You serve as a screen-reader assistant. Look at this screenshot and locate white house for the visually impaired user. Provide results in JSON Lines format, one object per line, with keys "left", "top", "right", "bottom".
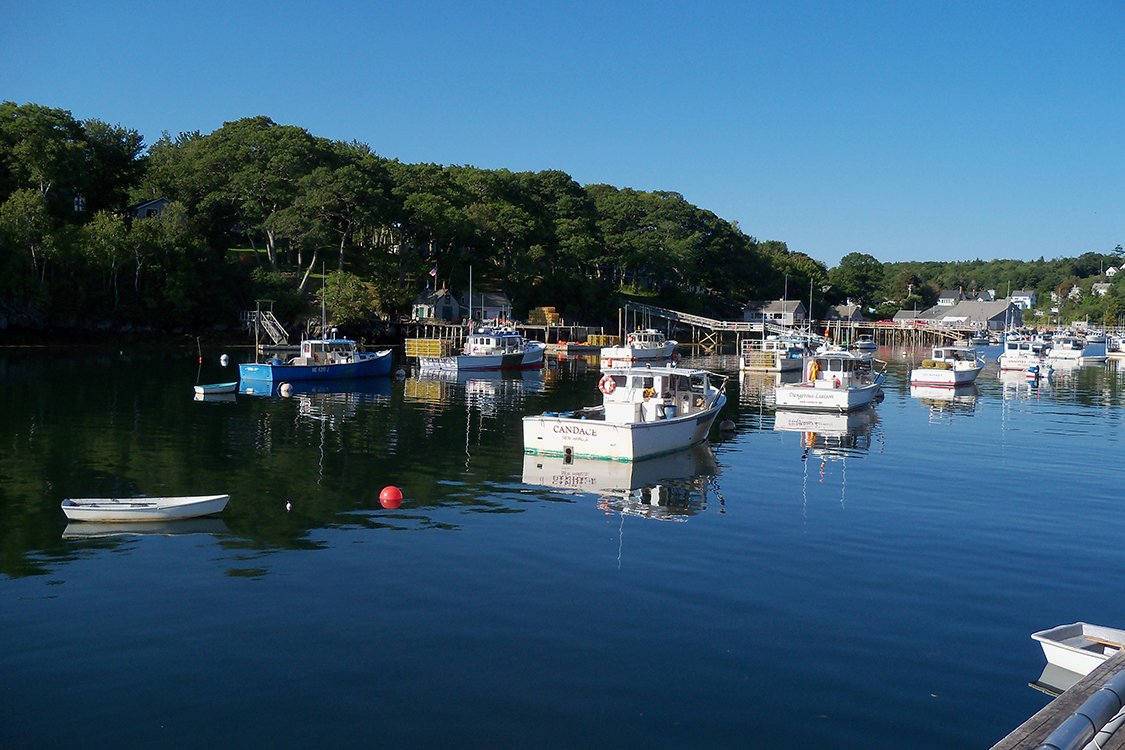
{"left": 1107, "top": 267, "right": 1119, "bottom": 278}
{"left": 1010, "top": 290, "right": 1037, "bottom": 310}
{"left": 743, "top": 300, "right": 807, "bottom": 327}
{"left": 937, "top": 290, "right": 962, "bottom": 307}
{"left": 1093, "top": 283, "right": 1112, "bottom": 297}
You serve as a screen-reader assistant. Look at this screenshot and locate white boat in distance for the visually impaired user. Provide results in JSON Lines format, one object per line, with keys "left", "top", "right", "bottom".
{"left": 1046, "top": 332, "right": 1108, "bottom": 364}
{"left": 194, "top": 381, "right": 238, "bottom": 395}
{"left": 738, "top": 336, "right": 809, "bottom": 372}
{"left": 851, "top": 334, "right": 877, "bottom": 352}
{"left": 417, "top": 326, "right": 545, "bottom": 372}
{"left": 998, "top": 336, "right": 1049, "bottom": 371}
{"left": 1032, "top": 622, "right": 1125, "bottom": 676}
{"left": 774, "top": 350, "right": 884, "bottom": 412}
{"left": 61, "top": 494, "right": 230, "bottom": 522}
{"left": 522, "top": 364, "right": 727, "bottom": 462}
{"left": 909, "top": 346, "right": 984, "bottom": 387}
{"left": 600, "top": 329, "right": 677, "bottom": 367}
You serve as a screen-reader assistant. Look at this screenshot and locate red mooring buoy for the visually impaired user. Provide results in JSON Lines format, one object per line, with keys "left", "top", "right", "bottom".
{"left": 379, "top": 486, "right": 403, "bottom": 509}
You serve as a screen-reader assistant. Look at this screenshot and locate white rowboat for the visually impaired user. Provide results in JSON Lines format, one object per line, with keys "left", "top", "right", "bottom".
{"left": 1032, "top": 622, "right": 1125, "bottom": 676}
{"left": 61, "top": 494, "right": 230, "bottom": 522}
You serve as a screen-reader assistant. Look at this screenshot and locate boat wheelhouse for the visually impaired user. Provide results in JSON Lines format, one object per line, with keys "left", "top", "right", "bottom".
{"left": 240, "top": 337, "right": 393, "bottom": 382}
{"left": 998, "top": 336, "right": 1049, "bottom": 371}
{"left": 738, "top": 336, "right": 809, "bottom": 372}
{"left": 415, "top": 326, "right": 546, "bottom": 372}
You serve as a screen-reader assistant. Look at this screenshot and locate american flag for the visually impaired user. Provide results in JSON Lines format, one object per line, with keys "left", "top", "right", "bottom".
{"left": 429, "top": 266, "right": 437, "bottom": 277}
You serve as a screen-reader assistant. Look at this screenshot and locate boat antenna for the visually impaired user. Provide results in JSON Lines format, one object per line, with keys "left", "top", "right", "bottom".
{"left": 321, "top": 263, "right": 327, "bottom": 338}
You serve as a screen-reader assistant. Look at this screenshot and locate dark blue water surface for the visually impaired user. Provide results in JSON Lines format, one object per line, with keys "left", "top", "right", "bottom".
{"left": 2, "top": 345, "right": 1123, "bottom": 748}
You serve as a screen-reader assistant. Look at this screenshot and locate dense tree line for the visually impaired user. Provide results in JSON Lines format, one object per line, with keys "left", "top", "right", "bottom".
{"left": 1, "top": 101, "right": 1119, "bottom": 335}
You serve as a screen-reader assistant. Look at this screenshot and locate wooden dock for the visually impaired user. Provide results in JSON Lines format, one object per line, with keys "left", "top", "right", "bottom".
{"left": 991, "top": 649, "right": 1125, "bottom": 750}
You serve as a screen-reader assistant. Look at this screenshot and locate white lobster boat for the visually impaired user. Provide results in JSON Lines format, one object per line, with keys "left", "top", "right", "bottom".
{"left": 522, "top": 364, "right": 727, "bottom": 462}
{"left": 600, "top": 329, "right": 677, "bottom": 367}
{"left": 909, "top": 346, "right": 984, "bottom": 387}
{"left": 998, "top": 336, "right": 1049, "bottom": 371}
{"left": 774, "top": 350, "right": 884, "bottom": 412}
{"left": 417, "top": 326, "right": 545, "bottom": 372}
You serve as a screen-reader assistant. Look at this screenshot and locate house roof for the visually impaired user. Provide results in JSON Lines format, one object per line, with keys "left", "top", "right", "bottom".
{"left": 459, "top": 291, "right": 512, "bottom": 308}
{"left": 744, "top": 300, "right": 806, "bottom": 314}
{"left": 128, "top": 196, "right": 171, "bottom": 211}
{"left": 932, "top": 299, "right": 1016, "bottom": 322}
{"left": 412, "top": 288, "right": 458, "bottom": 305}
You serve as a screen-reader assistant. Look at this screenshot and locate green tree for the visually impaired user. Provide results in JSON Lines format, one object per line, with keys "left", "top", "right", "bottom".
{"left": 829, "top": 253, "right": 884, "bottom": 308}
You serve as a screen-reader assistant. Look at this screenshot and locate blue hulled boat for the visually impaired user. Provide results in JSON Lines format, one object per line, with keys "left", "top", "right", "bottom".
{"left": 240, "top": 337, "right": 393, "bottom": 382}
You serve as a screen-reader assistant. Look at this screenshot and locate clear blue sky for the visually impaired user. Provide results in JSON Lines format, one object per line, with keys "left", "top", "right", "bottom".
{"left": 3, "top": 0, "right": 1121, "bottom": 268}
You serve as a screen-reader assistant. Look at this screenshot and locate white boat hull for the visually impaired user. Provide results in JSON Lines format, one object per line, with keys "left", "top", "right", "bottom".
{"left": 774, "top": 381, "right": 880, "bottom": 412}
{"left": 1032, "top": 622, "right": 1125, "bottom": 676}
{"left": 523, "top": 397, "right": 726, "bottom": 462}
{"left": 909, "top": 365, "right": 983, "bottom": 387}
{"left": 61, "top": 494, "right": 230, "bottom": 522}
{"left": 418, "top": 343, "right": 545, "bottom": 372}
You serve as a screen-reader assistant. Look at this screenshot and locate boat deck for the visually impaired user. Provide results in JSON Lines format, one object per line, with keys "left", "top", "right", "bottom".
{"left": 991, "top": 648, "right": 1125, "bottom": 749}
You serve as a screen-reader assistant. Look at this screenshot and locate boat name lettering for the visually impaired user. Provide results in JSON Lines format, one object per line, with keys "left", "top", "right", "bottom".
{"left": 553, "top": 424, "right": 598, "bottom": 436}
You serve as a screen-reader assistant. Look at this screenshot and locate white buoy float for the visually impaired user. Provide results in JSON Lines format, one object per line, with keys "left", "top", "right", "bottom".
{"left": 220, "top": 354, "right": 229, "bottom": 366}
{"left": 279, "top": 382, "right": 293, "bottom": 397}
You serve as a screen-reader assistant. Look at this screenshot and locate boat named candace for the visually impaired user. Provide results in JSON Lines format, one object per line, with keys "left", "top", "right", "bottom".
{"left": 523, "top": 364, "right": 727, "bottom": 462}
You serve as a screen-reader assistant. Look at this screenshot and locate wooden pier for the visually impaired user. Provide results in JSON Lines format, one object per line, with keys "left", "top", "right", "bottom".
{"left": 991, "top": 649, "right": 1125, "bottom": 750}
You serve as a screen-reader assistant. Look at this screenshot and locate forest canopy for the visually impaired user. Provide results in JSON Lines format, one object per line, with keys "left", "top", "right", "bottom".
{"left": 0, "top": 101, "right": 1120, "bottom": 334}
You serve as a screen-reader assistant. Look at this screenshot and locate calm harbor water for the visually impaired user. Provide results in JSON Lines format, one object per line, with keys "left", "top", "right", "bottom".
{"left": 2, "top": 344, "right": 1123, "bottom": 748}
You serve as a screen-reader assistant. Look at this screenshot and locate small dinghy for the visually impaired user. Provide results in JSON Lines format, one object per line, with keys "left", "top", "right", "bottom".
{"left": 61, "top": 494, "right": 230, "bottom": 522}
{"left": 194, "top": 382, "right": 238, "bottom": 395}
{"left": 1032, "top": 622, "right": 1125, "bottom": 676}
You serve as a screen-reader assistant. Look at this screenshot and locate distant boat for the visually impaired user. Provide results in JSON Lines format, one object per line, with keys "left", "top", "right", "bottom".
{"left": 850, "top": 335, "right": 877, "bottom": 352}
{"left": 61, "top": 494, "right": 230, "bottom": 522}
{"left": 998, "top": 336, "right": 1049, "bottom": 371}
{"left": 909, "top": 346, "right": 984, "bottom": 387}
{"left": 522, "top": 364, "right": 727, "bottom": 462}
{"left": 416, "top": 326, "right": 545, "bottom": 372}
{"left": 240, "top": 337, "right": 393, "bottom": 382}
{"left": 194, "top": 381, "right": 238, "bottom": 395}
{"left": 774, "top": 350, "right": 884, "bottom": 412}
{"left": 738, "top": 336, "right": 809, "bottom": 372}
{"left": 1032, "top": 622, "right": 1125, "bottom": 676}
{"left": 600, "top": 329, "right": 678, "bottom": 367}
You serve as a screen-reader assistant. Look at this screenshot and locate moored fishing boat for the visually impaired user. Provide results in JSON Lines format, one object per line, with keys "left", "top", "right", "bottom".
{"left": 61, "top": 494, "right": 230, "bottom": 522}
{"left": 909, "top": 346, "right": 984, "bottom": 387}
{"left": 414, "top": 326, "right": 545, "bottom": 372}
{"left": 851, "top": 334, "right": 877, "bottom": 352}
{"left": 599, "top": 329, "right": 677, "bottom": 367}
{"left": 998, "top": 336, "right": 1049, "bottom": 371}
{"left": 240, "top": 336, "right": 392, "bottom": 382}
{"left": 522, "top": 364, "right": 727, "bottom": 462}
{"left": 774, "top": 350, "right": 884, "bottom": 412}
{"left": 738, "top": 336, "right": 809, "bottom": 372}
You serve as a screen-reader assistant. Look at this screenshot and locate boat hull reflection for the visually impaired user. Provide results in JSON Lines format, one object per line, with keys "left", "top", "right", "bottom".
{"left": 522, "top": 443, "right": 720, "bottom": 520}
{"left": 773, "top": 406, "right": 879, "bottom": 458}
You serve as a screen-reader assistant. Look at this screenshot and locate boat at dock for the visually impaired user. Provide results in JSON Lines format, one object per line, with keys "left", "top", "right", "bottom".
{"left": 1032, "top": 622, "right": 1125, "bottom": 676}
{"left": 774, "top": 350, "right": 884, "bottom": 412}
{"left": 61, "top": 494, "right": 230, "bottom": 522}
{"left": 412, "top": 326, "right": 545, "bottom": 372}
{"left": 599, "top": 329, "right": 677, "bottom": 367}
{"left": 909, "top": 346, "right": 984, "bottom": 387}
{"left": 738, "top": 336, "right": 810, "bottom": 372}
{"left": 522, "top": 364, "right": 727, "bottom": 462}
{"left": 240, "top": 336, "right": 392, "bottom": 382}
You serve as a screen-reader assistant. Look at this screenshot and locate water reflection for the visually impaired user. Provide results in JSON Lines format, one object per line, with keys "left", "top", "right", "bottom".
{"left": 910, "top": 384, "right": 979, "bottom": 421}
{"left": 521, "top": 443, "right": 721, "bottom": 521}
{"left": 773, "top": 407, "right": 880, "bottom": 459}
{"left": 405, "top": 368, "right": 544, "bottom": 413}
{"left": 62, "top": 518, "right": 230, "bottom": 540}
{"left": 998, "top": 369, "right": 1051, "bottom": 399}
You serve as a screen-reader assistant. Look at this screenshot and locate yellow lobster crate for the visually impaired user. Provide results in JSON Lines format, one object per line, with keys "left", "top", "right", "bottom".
{"left": 404, "top": 338, "right": 453, "bottom": 357}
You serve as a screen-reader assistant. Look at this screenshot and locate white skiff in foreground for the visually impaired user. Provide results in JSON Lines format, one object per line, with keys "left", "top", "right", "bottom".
{"left": 61, "top": 494, "right": 230, "bottom": 522}
{"left": 522, "top": 364, "right": 727, "bottom": 462}
{"left": 1032, "top": 622, "right": 1125, "bottom": 676}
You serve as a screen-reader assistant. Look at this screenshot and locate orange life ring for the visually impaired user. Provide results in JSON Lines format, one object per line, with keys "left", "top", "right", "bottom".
{"left": 833, "top": 376, "right": 841, "bottom": 389}
{"left": 599, "top": 374, "right": 616, "bottom": 395}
